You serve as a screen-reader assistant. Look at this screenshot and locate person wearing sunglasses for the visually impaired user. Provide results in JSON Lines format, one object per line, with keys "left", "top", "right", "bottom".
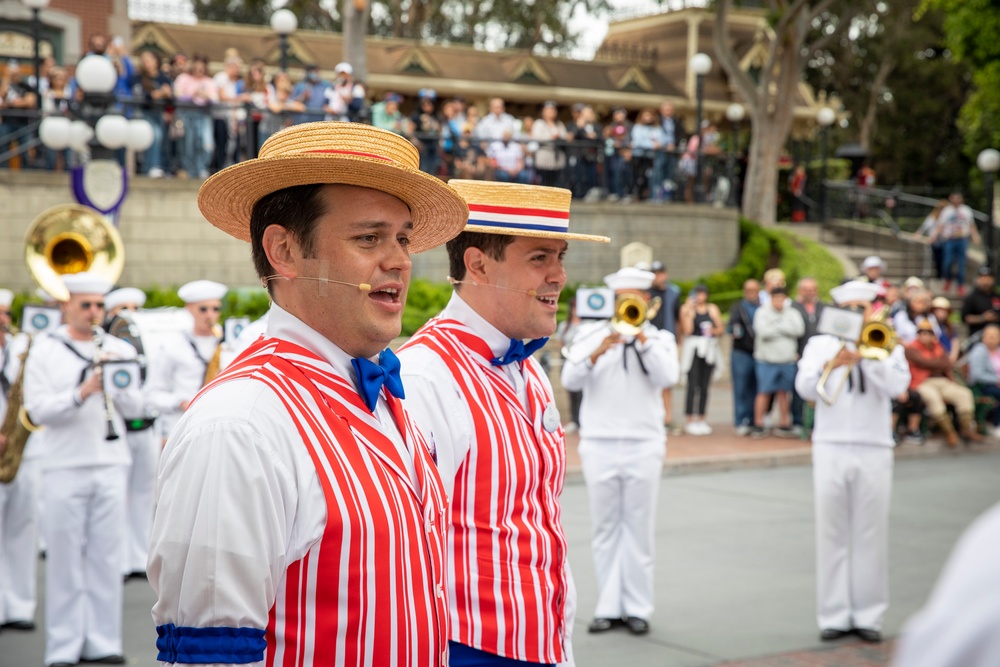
{"left": 145, "top": 280, "right": 227, "bottom": 443}
{"left": 22, "top": 272, "right": 143, "bottom": 666}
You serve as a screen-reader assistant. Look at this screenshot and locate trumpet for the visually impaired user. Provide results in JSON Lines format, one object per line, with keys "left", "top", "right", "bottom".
{"left": 562, "top": 294, "right": 662, "bottom": 362}
{"left": 816, "top": 312, "right": 897, "bottom": 405}
{"left": 91, "top": 325, "right": 120, "bottom": 442}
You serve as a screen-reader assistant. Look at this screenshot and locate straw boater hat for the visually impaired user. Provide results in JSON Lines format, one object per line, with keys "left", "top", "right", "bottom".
{"left": 447, "top": 180, "right": 610, "bottom": 243}
{"left": 197, "top": 122, "right": 469, "bottom": 254}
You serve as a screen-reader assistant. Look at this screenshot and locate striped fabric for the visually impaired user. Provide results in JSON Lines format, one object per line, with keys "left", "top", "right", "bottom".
{"left": 401, "top": 320, "right": 569, "bottom": 664}
{"left": 201, "top": 337, "right": 450, "bottom": 667}
{"left": 466, "top": 203, "right": 570, "bottom": 234}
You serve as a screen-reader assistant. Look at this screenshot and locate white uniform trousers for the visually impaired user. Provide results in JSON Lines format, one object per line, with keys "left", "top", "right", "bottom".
{"left": 579, "top": 436, "right": 664, "bottom": 620}
{"left": 42, "top": 465, "right": 127, "bottom": 665}
{"left": 0, "top": 458, "right": 40, "bottom": 623}
{"left": 122, "top": 428, "right": 158, "bottom": 575}
{"left": 813, "top": 442, "right": 893, "bottom": 632}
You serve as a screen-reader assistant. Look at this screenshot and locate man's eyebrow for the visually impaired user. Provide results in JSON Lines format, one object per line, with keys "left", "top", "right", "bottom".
{"left": 345, "top": 220, "right": 414, "bottom": 231}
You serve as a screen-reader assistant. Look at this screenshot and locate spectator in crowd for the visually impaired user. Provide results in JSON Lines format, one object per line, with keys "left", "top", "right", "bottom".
{"left": 679, "top": 284, "right": 724, "bottom": 435}
{"left": 645, "top": 260, "right": 682, "bottom": 429}
{"left": 931, "top": 296, "right": 960, "bottom": 362}
{"left": 243, "top": 59, "right": 270, "bottom": 155}
{"left": 965, "top": 324, "right": 1000, "bottom": 437}
{"left": 653, "top": 101, "right": 683, "bottom": 201}
{"left": 516, "top": 115, "right": 538, "bottom": 184}
{"left": 211, "top": 51, "right": 245, "bottom": 171}
{"left": 487, "top": 129, "right": 529, "bottom": 183}
{"left": 896, "top": 276, "right": 925, "bottom": 316}
{"left": 370, "top": 91, "right": 405, "bottom": 135}
{"left": 630, "top": 108, "right": 664, "bottom": 201}
{"left": 729, "top": 279, "right": 761, "bottom": 435}
{"left": 860, "top": 255, "right": 889, "bottom": 289}
{"left": 129, "top": 50, "right": 172, "bottom": 178}
{"left": 106, "top": 36, "right": 135, "bottom": 108}
{"left": 893, "top": 385, "right": 927, "bottom": 446}
{"left": 452, "top": 125, "right": 493, "bottom": 181}
{"left": 41, "top": 66, "right": 71, "bottom": 170}
{"left": 26, "top": 54, "right": 53, "bottom": 99}
{"left": 570, "top": 105, "right": 601, "bottom": 200}
{"left": 439, "top": 97, "right": 462, "bottom": 171}
{"left": 791, "top": 277, "right": 826, "bottom": 431}
{"left": 0, "top": 60, "right": 38, "bottom": 168}
{"left": 532, "top": 101, "right": 568, "bottom": 187}
{"left": 752, "top": 286, "right": 805, "bottom": 438}
{"left": 962, "top": 266, "right": 1000, "bottom": 338}
{"left": 475, "top": 96, "right": 516, "bottom": 141}
{"left": 347, "top": 79, "right": 368, "bottom": 122}
{"left": 917, "top": 199, "right": 949, "bottom": 279}
{"left": 172, "top": 53, "right": 218, "bottom": 179}
{"left": 163, "top": 53, "right": 188, "bottom": 175}
{"left": 855, "top": 161, "right": 876, "bottom": 218}
{"left": 882, "top": 284, "right": 902, "bottom": 317}
{"left": 323, "top": 62, "right": 353, "bottom": 122}
{"left": 932, "top": 191, "right": 981, "bottom": 296}
{"left": 894, "top": 289, "right": 938, "bottom": 344}
{"left": 790, "top": 164, "right": 808, "bottom": 222}
{"left": 603, "top": 107, "right": 631, "bottom": 201}
{"left": 257, "top": 71, "right": 303, "bottom": 148}
{"left": 905, "top": 318, "right": 982, "bottom": 447}
{"left": 290, "top": 63, "right": 330, "bottom": 123}
{"left": 759, "top": 268, "right": 786, "bottom": 307}
{"left": 409, "top": 88, "right": 443, "bottom": 176}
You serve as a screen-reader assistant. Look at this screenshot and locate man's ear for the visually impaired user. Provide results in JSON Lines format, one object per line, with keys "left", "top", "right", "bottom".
{"left": 463, "top": 246, "right": 489, "bottom": 286}
{"left": 262, "top": 225, "right": 299, "bottom": 281}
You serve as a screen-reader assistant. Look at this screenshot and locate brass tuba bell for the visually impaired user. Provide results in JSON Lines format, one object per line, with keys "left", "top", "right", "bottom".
{"left": 24, "top": 204, "right": 125, "bottom": 302}
{"left": 611, "top": 294, "right": 662, "bottom": 337}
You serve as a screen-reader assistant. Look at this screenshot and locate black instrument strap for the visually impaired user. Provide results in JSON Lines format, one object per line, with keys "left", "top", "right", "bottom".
{"left": 185, "top": 335, "right": 211, "bottom": 369}
{"left": 58, "top": 337, "right": 94, "bottom": 385}
{"left": 0, "top": 342, "right": 10, "bottom": 395}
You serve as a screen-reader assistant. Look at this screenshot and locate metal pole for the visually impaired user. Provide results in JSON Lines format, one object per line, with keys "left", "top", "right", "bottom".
{"left": 694, "top": 74, "right": 704, "bottom": 203}
{"left": 33, "top": 7, "right": 42, "bottom": 112}
{"left": 279, "top": 34, "right": 288, "bottom": 72}
{"left": 987, "top": 172, "right": 996, "bottom": 278}
{"left": 820, "top": 126, "right": 829, "bottom": 223}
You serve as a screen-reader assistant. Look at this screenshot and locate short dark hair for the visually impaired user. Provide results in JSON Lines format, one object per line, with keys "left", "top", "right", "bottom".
{"left": 770, "top": 286, "right": 788, "bottom": 296}
{"left": 249, "top": 184, "right": 329, "bottom": 292}
{"left": 446, "top": 231, "right": 517, "bottom": 282}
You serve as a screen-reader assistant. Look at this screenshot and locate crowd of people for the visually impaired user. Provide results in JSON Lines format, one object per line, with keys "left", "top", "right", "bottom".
{"left": 0, "top": 34, "right": 734, "bottom": 202}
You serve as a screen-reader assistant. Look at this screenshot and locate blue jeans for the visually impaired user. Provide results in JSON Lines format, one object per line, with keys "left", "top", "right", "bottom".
{"left": 140, "top": 108, "right": 165, "bottom": 173}
{"left": 731, "top": 349, "right": 758, "bottom": 427}
{"left": 942, "top": 236, "right": 970, "bottom": 285}
{"left": 178, "top": 109, "right": 213, "bottom": 177}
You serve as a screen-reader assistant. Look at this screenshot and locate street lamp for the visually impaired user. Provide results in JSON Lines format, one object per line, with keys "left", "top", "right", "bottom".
{"left": 978, "top": 148, "right": 1000, "bottom": 275}
{"left": 271, "top": 9, "right": 298, "bottom": 72}
{"left": 38, "top": 55, "right": 153, "bottom": 221}
{"left": 816, "top": 106, "right": 836, "bottom": 222}
{"left": 22, "top": 0, "right": 49, "bottom": 112}
{"left": 725, "top": 102, "right": 745, "bottom": 208}
{"left": 690, "top": 52, "right": 712, "bottom": 203}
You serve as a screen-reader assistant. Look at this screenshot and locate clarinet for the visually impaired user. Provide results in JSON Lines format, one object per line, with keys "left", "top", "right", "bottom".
{"left": 91, "top": 325, "right": 120, "bottom": 442}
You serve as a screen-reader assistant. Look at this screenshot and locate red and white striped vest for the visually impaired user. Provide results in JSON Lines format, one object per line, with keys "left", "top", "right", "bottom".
{"left": 401, "top": 319, "right": 569, "bottom": 664}
{"left": 203, "top": 337, "right": 450, "bottom": 667}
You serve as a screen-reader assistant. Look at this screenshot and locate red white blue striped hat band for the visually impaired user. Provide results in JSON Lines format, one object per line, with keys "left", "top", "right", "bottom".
{"left": 447, "top": 180, "right": 610, "bottom": 243}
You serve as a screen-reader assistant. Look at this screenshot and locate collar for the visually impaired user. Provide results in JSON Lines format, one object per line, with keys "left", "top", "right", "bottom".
{"left": 440, "top": 291, "right": 519, "bottom": 361}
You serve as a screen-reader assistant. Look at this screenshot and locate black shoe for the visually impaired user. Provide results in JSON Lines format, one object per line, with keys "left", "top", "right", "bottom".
{"left": 80, "top": 656, "right": 126, "bottom": 664}
{"left": 587, "top": 617, "right": 622, "bottom": 633}
{"left": 129, "top": 570, "right": 148, "bottom": 580}
{"left": 625, "top": 616, "right": 650, "bottom": 635}
{"left": 855, "top": 628, "right": 882, "bottom": 643}
{"left": 47, "top": 663, "right": 77, "bottom": 667}
{"left": 820, "top": 628, "right": 852, "bottom": 641}
{"left": 1, "top": 620, "right": 35, "bottom": 630}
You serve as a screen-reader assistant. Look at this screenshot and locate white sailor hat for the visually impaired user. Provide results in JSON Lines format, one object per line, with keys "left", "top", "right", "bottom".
{"left": 604, "top": 267, "right": 655, "bottom": 291}
{"left": 35, "top": 288, "right": 56, "bottom": 302}
{"left": 830, "top": 280, "right": 881, "bottom": 305}
{"left": 62, "top": 272, "right": 112, "bottom": 297}
{"left": 0, "top": 288, "right": 13, "bottom": 308}
{"left": 178, "top": 280, "right": 228, "bottom": 304}
{"left": 105, "top": 287, "right": 146, "bottom": 312}
{"left": 861, "top": 255, "right": 887, "bottom": 272}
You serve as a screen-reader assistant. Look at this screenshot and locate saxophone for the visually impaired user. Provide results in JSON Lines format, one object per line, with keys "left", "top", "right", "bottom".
{"left": 0, "top": 335, "right": 42, "bottom": 483}
{"left": 202, "top": 324, "right": 225, "bottom": 386}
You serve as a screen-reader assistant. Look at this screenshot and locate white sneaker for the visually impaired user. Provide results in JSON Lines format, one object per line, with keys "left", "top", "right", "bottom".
{"left": 734, "top": 425, "right": 752, "bottom": 436}
{"left": 564, "top": 422, "right": 579, "bottom": 434}
{"left": 698, "top": 422, "right": 713, "bottom": 435}
{"left": 684, "top": 422, "right": 702, "bottom": 435}
{"left": 147, "top": 167, "right": 165, "bottom": 178}
{"left": 992, "top": 426, "right": 1000, "bottom": 439}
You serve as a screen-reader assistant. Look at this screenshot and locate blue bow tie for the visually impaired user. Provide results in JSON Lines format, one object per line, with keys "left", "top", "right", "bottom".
{"left": 351, "top": 348, "right": 405, "bottom": 412}
{"left": 491, "top": 337, "right": 549, "bottom": 367}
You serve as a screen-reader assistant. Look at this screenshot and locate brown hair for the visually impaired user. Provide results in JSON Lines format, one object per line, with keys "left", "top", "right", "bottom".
{"left": 446, "top": 232, "right": 517, "bottom": 282}
{"left": 249, "top": 184, "right": 329, "bottom": 292}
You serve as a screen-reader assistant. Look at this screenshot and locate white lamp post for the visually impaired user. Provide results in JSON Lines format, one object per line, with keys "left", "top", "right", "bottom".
{"left": 690, "top": 53, "right": 712, "bottom": 203}
{"left": 725, "top": 103, "right": 745, "bottom": 208}
{"left": 817, "top": 107, "right": 836, "bottom": 222}
{"left": 978, "top": 148, "right": 1000, "bottom": 275}
{"left": 271, "top": 9, "right": 298, "bottom": 71}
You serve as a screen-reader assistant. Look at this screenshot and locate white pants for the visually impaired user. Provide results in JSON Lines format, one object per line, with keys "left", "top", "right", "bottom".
{"left": 42, "top": 465, "right": 128, "bottom": 665}
{"left": 0, "top": 458, "right": 40, "bottom": 623}
{"left": 579, "top": 437, "right": 664, "bottom": 620}
{"left": 812, "top": 443, "right": 893, "bottom": 632}
{"left": 122, "top": 428, "right": 158, "bottom": 575}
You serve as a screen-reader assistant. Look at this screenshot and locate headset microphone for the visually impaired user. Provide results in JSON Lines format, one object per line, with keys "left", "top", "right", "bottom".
{"left": 263, "top": 275, "right": 372, "bottom": 292}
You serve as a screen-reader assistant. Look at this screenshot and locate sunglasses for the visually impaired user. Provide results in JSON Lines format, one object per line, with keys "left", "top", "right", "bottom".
{"left": 80, "top": 301, "right": 105, "bottom": 310}
{"left": 917, "top": 330, "right": 935, "bottom": 335}
{"left": 0, "top": 309, "right": 10, "bottom": 316}
{"left": 198, "top": 306, "right": 222, "bottom": 313}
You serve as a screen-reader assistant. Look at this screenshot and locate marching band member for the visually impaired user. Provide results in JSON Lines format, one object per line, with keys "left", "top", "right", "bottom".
{"left": 104, "top": 287, "right": 158, "bottom": 580}
{"left": 561, "top": 267, "right": 679, "bottom": 637}
{"left": 0, "top": 287, "right": 39, "bottom": 632}
{"left": 794, "top": 280, "right": 910, "bottom": 644}
{"left": 218, "top": 310, "right": 269, "bottom": 369}
{"left": 398, "top": 180, "right": 609, "bottom": 666}
{"left": 145, "top": 279, "right": 226, "bottom": 441}
{"left": 23, "top": 272, "right": 143, "bottom": 667}
{"left": 148, "top": 122, "right": 468, "bottom": 666}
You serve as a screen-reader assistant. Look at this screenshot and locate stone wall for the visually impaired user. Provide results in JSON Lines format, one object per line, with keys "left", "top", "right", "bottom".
{"left": 1, "top": 170, "right": 740, "bottom": 292}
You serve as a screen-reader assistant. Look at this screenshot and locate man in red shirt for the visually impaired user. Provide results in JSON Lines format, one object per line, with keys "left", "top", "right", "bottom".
{"left": 904, "top": 319, "right": 982, "bottom": 447}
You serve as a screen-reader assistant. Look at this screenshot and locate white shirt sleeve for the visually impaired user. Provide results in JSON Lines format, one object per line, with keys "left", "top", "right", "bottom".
{"left": 23, "top": 335, "right": 82, "bottom": 427}
{"left": 636, "top": 328, "right": 680, "bottom": 389}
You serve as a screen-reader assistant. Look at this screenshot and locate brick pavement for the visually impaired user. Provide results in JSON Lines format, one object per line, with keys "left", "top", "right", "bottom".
{"left": 717, "top": 638, "right": 897, "bottom": 667}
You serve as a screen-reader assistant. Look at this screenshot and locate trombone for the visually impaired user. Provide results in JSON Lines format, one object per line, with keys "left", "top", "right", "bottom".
{"left": 561, "top": 294, "right": 662, "bottom": 362}
{"left": 816, "top": 310, "right": 897, "bottom": 405}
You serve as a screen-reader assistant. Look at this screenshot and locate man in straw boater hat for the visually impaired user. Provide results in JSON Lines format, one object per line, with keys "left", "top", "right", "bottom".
{"left": 147, "top": 122, "right": 468, "bottom": 667}
{"left": 397, "top": 180, "right": 609, "bottom": 666}
{"left": 794, "top": 280, "right": 911, "bottom": 645}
